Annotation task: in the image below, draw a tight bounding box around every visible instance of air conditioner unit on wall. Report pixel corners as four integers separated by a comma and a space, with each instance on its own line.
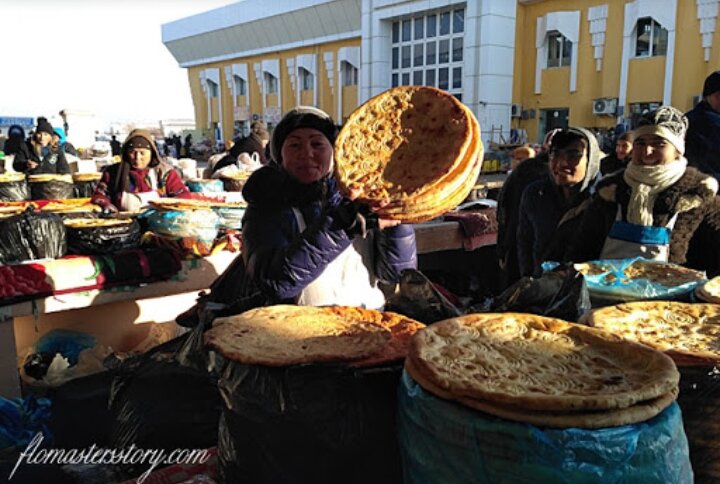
511, 103, 523, 118
593, 98, 618, 116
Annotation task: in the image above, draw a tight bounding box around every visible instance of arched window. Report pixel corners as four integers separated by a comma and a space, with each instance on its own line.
341, 61, 358, 86
264, 73, 278, 94
547, 30, 572, 68
233, 75, 246, 96
635, 17, 668, 57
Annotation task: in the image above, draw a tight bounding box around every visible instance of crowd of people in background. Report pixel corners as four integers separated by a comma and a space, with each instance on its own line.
497, 70, 720, 287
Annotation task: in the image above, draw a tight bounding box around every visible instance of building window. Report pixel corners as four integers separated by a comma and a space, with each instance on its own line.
391, 7, 464, 98
547, 30, 572, 68
299, 67, 313, 91
635, 17, 668, 57
207, 80, 218, 97
264, 73, 278, 94
233, 76, 246, 96
341, 61, 358, 86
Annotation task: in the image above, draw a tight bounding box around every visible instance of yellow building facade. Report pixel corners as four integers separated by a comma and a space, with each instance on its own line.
514, 0, 720, 142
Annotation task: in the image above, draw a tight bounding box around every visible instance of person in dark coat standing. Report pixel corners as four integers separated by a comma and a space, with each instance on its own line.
600, 131, 634, 176
212, 122, 270, 174
568, 106, 720, 277
496, 128, 560, 287
13, 119, 71, 174
241, 106, 417, 308
2, 125, 25, 156
110, 135, 122, 157
516, 128, 601, 277
685, 70, 720, 178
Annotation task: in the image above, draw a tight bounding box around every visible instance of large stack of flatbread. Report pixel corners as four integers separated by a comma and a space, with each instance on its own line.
334, 86, 483, 223
581, 301, 720, 366
405, 312, 680, 428
204, 305, 425, 367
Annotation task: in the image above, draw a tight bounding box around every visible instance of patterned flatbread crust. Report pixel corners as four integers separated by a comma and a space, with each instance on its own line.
696, 276, 720, 304
405, 358, 677, 429
409, 312, 679, 411
0, 173, 26, 183
581, 301, 720, 366
575, 260, 705, 288
72, 173, 102, 182
204, 305, 392, 366
323, 307, 426, 367
334, 87, 483, 222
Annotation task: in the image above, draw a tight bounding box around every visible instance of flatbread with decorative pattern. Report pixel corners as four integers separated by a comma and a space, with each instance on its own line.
581, 301, 720, 366
409, 312, 679, 411
204, 305, 392, 366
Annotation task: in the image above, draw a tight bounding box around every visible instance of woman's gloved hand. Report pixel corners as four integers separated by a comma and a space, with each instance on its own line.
334, 188, 401, 237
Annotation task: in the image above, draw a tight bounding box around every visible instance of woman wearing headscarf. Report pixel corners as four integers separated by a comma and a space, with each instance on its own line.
567, 106, 720, 276
51, 127, 78, 157
13, 119, 71, 174
240, 106, 417, 308
91, 129, 190, 212
599, 130, 634, 176
516, 127, 601, 277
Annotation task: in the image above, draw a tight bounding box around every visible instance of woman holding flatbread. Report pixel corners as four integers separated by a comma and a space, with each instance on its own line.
91, 129, 191, 212
240, 106, 417, 309
567, 106, 720, 276
516, 127, 601, 277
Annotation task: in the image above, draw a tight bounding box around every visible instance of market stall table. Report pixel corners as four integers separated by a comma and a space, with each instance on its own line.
0, 251, 239, 398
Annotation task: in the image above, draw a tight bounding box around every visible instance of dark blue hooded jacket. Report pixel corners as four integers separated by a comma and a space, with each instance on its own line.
241, 165, 417, 303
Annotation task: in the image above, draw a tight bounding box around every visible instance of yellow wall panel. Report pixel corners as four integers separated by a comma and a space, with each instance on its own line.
627, 57, 665, 103
341, 85, 358, 123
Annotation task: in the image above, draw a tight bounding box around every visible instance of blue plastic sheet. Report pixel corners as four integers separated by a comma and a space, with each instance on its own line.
0, 396, 52, 451
214, 207, 245, 230
35, 329, 96, 366
186, 179, 224, 193
142, 208, 219, 243
545, 258, 705, 302
397, 371, 693, 484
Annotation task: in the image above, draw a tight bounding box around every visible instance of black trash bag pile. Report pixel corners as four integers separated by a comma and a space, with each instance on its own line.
66, 220, 142, 255
486, 264, 591, 322
30, 180, 75, 200
106, 325, 221, 481
217, 360, 404, 484
0, 180, 29, 201
0, 210, 66, 263
384, 269, 462, 324
73, 180, 99, 198
677, 365, 720, 483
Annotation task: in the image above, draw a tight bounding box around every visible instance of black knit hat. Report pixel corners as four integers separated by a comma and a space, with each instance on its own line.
270, 106, 338, 164
36, 119, 55, 137
703, 71, 720, 97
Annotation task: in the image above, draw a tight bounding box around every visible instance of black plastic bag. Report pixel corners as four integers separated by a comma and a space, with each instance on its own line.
66, 220, 141, 255
30, 180, 75, 200
384, 269, 462, 324
677, 365, 720, 483
0, 210, 66, 263
217, 361, 403, 484
0, 180, 29, 201
488, 264, 591, 322
73, 180, 98, 198
108, 324, 222, 479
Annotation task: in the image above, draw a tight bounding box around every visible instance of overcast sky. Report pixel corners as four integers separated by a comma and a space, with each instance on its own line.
0, 0, 234, 124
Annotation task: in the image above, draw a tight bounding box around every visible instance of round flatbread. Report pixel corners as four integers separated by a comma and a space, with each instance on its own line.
409, 312, 679, 411
0, 173, 26, 182
696, 276, 720, 304
405, 358, 677, 429
149, 198, 245, 211
64, 218, 132, 229
27, 174, 73, 183
72, 173, 102, 182
204, 305, 392, 366
575, 259, 705, 288
334, 86, 480, 204
322, 307, 426, 368
581, 301, 720, 366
